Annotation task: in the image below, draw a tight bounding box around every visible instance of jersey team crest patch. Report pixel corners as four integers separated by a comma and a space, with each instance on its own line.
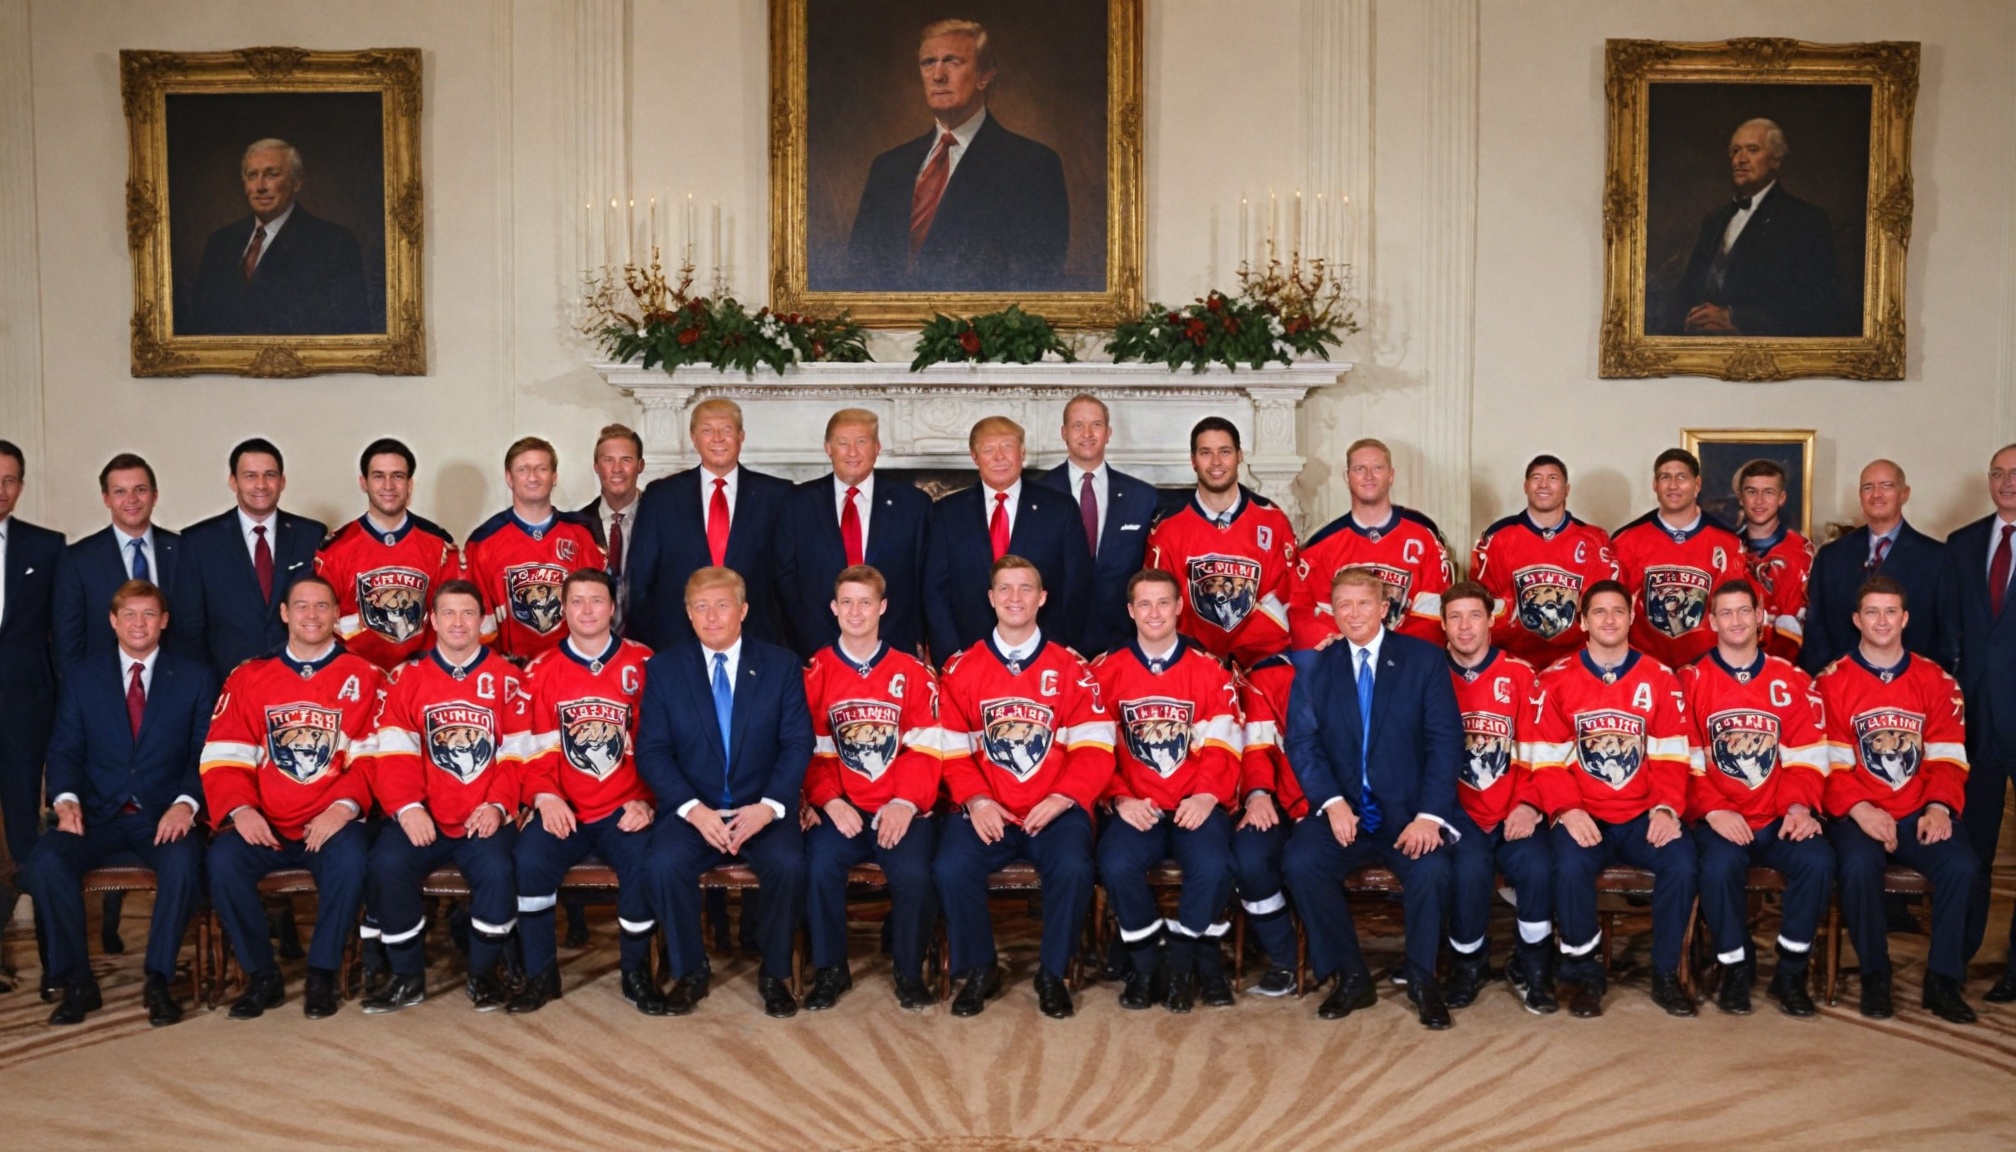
980, 698, 1056, 782
1346, 563, 1413, 630
424, 703, 497, 783
1188, 554, 1262, 632
1513, 565, 1582, 640
1706, 709, 1779, 789
504, 562, 569, 635
357, 566, 429, 643
1459, 711, 1513, 791
1642, 565, 1711, 638
1573, 709, 1645, 789
1121, 697, 1196, 778
1853, 708, 1924, 789
829, 699, 901, 782
264, 703, 342, 784
557, 697, 629, 781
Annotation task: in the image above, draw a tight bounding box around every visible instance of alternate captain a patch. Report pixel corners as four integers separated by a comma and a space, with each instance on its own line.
1460, 711, 1513, 791
1121, 697, 1196, 778
357, 566, 429, 644
1642, 565, 1711, 638
1706, 709, 1779, 790
980, 698, 1056, 782
1188, 555, 1261, 632
1573, 709, 1645, 789
1853, 708, 1923, 789
1345, 563, 1413, 630
504, 562, 568, 636
829, 700, 901, 782
558, 698, 629, 780
424, 703, 497, 784
1513, 565, 1582, 640
264, 704, 342, 784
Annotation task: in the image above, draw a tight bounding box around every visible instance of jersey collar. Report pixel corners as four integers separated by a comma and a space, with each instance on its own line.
1189, 490, 1246, 527
1707, 647, 1767, 683
1744, 523, 1789, 554
1128, 636, 1186, 674
1446, 647, 1499, 680
1579, 648, 1639, 684
562, 634, 621, 671
1849, 647, 1912, 682
361, 513, 415, 545
832, 640, 888, 677
279, 644, 344, 678
986, 632, 1048, 674
509, 509, 557, 538
1654, 510, 1707, 543
430, 646, 489, 680
1521, 510, 1575, 539
1346, 508, 1401, 538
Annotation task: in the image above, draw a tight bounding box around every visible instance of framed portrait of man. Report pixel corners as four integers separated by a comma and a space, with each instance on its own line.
1683, 428, 1815, 538
122, 47, 424, 377
769, 0, 1143, 327
1600, 39, 1917, 381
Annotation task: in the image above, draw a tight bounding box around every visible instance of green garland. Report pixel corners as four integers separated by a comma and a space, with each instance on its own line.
600, 298, 870, 376
1105, 291, 1343, 372
910, 305, 1076, 370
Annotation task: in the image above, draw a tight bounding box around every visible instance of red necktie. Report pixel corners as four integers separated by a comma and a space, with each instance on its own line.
1867, 534, 1891, 573
1992, 524, 2014, 616
707, 478, 731, 567
989, 491, 1011, 561
607, 511, 625, 581
253, 524, 274, 602
242, 224, 266, 282
1079, 471, 1100, 556
127, 662, 146, 737
909, 132, 959, 254
841, 486, 864, 567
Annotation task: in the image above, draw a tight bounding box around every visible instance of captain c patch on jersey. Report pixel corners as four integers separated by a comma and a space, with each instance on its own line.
1513, 565, 1582, 640
558, 698, 629, 781
979, 699, 1056, 782
424, 703, 497, 784
1188, 555, 1261, 632
1460, 712, 1513, 791
1122, 697, 1196, 779
829, 700, 901, 782
1853, 708, 1924, 789
504, 562, 568, 636
1706, 709, 1779, 789
264, 704, 342, 784
1642, 566, 1711, 638
357, 566, 429, 643
1574, 709, 1645, 789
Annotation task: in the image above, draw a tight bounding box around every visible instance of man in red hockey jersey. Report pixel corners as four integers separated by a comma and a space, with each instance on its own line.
800, 565, 949, 1012
465, 437, 605, 663
1731, 459, 1814, 662
933, 556, 1115, 1019
201, 575, 384, 1020
356, 579, 528, 1013
1678, 579, 1831, 1017
316, 438, 463, 670
1094, 569, 1242, 1012
1470, 454, 1619, 668
1145, 417, 1298, 667
1819, 575, 1978, 1023
1230, 653, 1304, 997
1291, 438, 1454, 649
1610, 448, 1743, 669
1527, 580, 1697, 1019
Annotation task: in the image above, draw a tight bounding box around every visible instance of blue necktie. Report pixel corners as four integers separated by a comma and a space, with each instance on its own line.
1356, 647, 1381, 834
712, 652, 734, 807
129, 538, 149, 582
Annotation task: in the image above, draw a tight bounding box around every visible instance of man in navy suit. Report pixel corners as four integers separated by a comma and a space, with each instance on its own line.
1037, 394, 1158, 657
0, 440, 64, 936
637, 566, 814, 1018
55, 453, 200, 670
775, 408, 932, 658
25, 580, 215, 1026
577, 423, 645, 634
1802, 459, 1945, 675
839, 19, 1069, 293
1282, 567, 1460, 1028
181, 438, 328, 675
925, 416, 1092, 664
626, 399, 792, 652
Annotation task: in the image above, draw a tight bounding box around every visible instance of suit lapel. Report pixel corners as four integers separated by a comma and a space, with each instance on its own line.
863, 490, 900, 565
816, 477, 849, 564
156, 533, 179, 591
691, 650, 729, 767
1010, 488, 1046, 554
1367, 637, 1401, 753
728, 652, 759, 772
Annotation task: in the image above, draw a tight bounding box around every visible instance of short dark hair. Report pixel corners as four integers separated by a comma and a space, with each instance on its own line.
1855, 574, 1908, 612
1441, 580, 1494, 616
1653, 448, 1701, 478
230, 437, 285, 474
0, 439, 23, 478
563, 568, 615, 598
432, 578, 484, 609
1710, 579, 1759, 610
99, 453, 157, 492
284, 573, 338, 602
1581, 578, 1631, 614
1524, 454, 1568, 481
1189, 416, 1242, 454
1125, 568, 1181, 602
1734, 458, 1786, 490
359, 438, 416, 476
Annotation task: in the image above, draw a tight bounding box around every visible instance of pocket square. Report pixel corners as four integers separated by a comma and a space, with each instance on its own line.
1120, 523, 1142, 531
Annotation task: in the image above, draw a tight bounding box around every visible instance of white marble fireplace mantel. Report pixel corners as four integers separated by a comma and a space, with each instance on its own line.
592, 359, 1352, 530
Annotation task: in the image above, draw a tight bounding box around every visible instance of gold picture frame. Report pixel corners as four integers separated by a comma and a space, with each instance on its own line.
1683, 427, 1816, 538
122, 47, 425, 377
767, 0, 1144, 328
1601, 38, 1917, 381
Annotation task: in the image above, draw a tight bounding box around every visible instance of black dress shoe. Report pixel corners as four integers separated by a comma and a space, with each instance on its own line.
1651, 971, 1696, 1018
230, 970, 287, 1019
1766, 965, 1816, 1017
101, 892, 126, 955
894, 973, 935, 1011
1408, 975, 1452, 1030
508, 966, 562, 1014
1922, 973, 1978, 1025
1859, 970, 1894, 1019
951, 967, 1002, 1017
1198, 973, 1236, 1008
804, 965, 853, 1011
663, 977, 699, 1016
362, 972, 427, 1014
1442, 954, 1489, 1009
1316, 970, 1376, 1020
622, 968, 668, 1016
1983, 967, 2016, 1004
1164, 969, 1197, 1014
1034, 970, 1074, 1019
48, 978, 102, 1026
1715, 961, 1754, 1015
466, 972, 509, 1012
1117, 968, 1159, 1010
1510, 945, 1559, 1015
303, 968, 342, 1019
760, 975, 799, 1019
1567, 981, 1605, 1019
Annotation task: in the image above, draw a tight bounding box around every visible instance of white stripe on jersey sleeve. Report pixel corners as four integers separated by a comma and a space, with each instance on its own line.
1522, 740, 1575, 770
904, 726, 970, 757
1198, 713, 1244, 753
200, 740, 262, 768
814, 735, 838, 756
1926, 742, 1968, 765
1244, 719, 1279, 750
372, 727, 421, 755
1058, 720, 1117, 749
1778, 744, 1832, 773
1258, 594, 1290, 632
1646, 735, 1689, 760
500, 731, 542, 761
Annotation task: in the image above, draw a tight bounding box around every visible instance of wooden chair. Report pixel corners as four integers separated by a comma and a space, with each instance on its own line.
208, 869, 364, 1008
1593, 865, 1699, 999
1824, 864, 1932, 1006
934, 862, 1093, 1000
79, 864, 211, 1006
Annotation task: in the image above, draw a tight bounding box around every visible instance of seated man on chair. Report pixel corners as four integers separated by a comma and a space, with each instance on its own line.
28, 579, 216, 1027
201, 575, 384, 1020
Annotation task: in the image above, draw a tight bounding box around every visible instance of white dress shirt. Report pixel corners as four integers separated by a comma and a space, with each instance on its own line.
54, 646, 200, 815
981, 479, 1022, 537
1721, 180, 1775, 252
700, 466, 741, 534
1067, 462, 1110, 551
919, 106, 987, 181
992, 626, 1042, 663
236, 506, 279, 565
834, 473, 876, 551
242, 202, 296, 270
1137, 635, 1181, 669
116, 525, 158, 580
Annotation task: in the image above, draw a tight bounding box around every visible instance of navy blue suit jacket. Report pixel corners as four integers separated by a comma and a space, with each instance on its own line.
774, 472, 932, 659
1036, 463, 1159, 657
45, 650, 216, 825
923, 480, 1093, 664
633, 638, 814, 815
180, 508, 327, 674
1939, 516, 2016, 765
626, 466, 792, 652
1800, 520, 1947, 675
53, 526, 201, 671
0, 516, 64, 732
1284, 631, 1461, 827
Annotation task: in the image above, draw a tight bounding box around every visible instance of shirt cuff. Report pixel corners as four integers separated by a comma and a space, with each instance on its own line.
488, 802, 511, 818
1417, 812, 1458, 844
331, 799, 362, 819
1318, 795, 1344, 813
396, 802, 424, 816
53, 792, 78, 807
675, 799, 700, 819
1651, 804, 1679, 822
1245, 789, 1271, 803
174, 794, 200, 815
762, 798, 788, 821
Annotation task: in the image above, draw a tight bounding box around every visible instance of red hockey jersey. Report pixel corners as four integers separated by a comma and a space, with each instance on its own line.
520, 636, 652, 824
1741, 527, 1814, 663
1092, 641, 1242, 810
464, 509, 605, 662
1292, 507, 1454, 648
1448, 649, 1540, 832
1677, 651, 1828, 828
316, 514, 464, 670
1817, 651, 1968, 821
1470, 511, 1620, 668
938, 635, 1115, 820
1525, 650, 1690, 823
362, 648, 530, 837
803, 643, 949, 815
1610, 512, 1743, 669
1238, 654, 1309, 820
200, 648, 385, 839
1145, 492, 1299, 667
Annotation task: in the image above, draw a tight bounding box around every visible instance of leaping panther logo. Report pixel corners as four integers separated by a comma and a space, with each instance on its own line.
1188, 555, 1262, 632
1513, 565, 1583, 640
357, 566, 429, 644
1706, 709, 1779, 789
264, 704, 342, 784
1121, 697, 1197, 779
558, 697, 629, 780
1853, 709, 1923, 789
1460, 711, 1513, 791
504, 562, 569, 636
1574, 709, 1645, 789
424, 703, 497, 784
829, 700, 901, 782
1643, 565, 1712, 639
980, 699, 1056, 781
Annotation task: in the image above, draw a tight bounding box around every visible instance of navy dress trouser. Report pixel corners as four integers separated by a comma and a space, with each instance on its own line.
804, 809, 938, 977
1691, 817, 1833, 957
209, 822, 369, 975
368, 823, 519, 976
935, 805, 1094, 979
1830, 807, 1976, 981
516, 811, 656, 977
1098, 808, 1234, 941
1551, 812, 1697, 977
1283, 814, 1451, 981
27, 811, 203, 983
651, 816, 805, 982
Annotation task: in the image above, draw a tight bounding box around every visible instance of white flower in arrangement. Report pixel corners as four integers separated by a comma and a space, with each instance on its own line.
1267, 316, 1286, 337
1275, 340, 1295, 359
758, 316, 784, 341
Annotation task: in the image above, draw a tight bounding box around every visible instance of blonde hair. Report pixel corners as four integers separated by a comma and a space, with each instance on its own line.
825, 408, 880, 441
990, 554, 1042, 590
594, 423, 643, 457
920, 19, 995, 72
1330, 566, 1387, 598
684, 565, 747, 604
1062, 393, 1109, 424
689, 398, 745, 434
1345, 438, 1391, 468
505, 436, 557, 471
968, 415, 1025, 452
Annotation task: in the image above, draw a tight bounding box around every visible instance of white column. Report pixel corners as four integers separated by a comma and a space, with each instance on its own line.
1417, 0, 1479, 555
0, 0, 44, 514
